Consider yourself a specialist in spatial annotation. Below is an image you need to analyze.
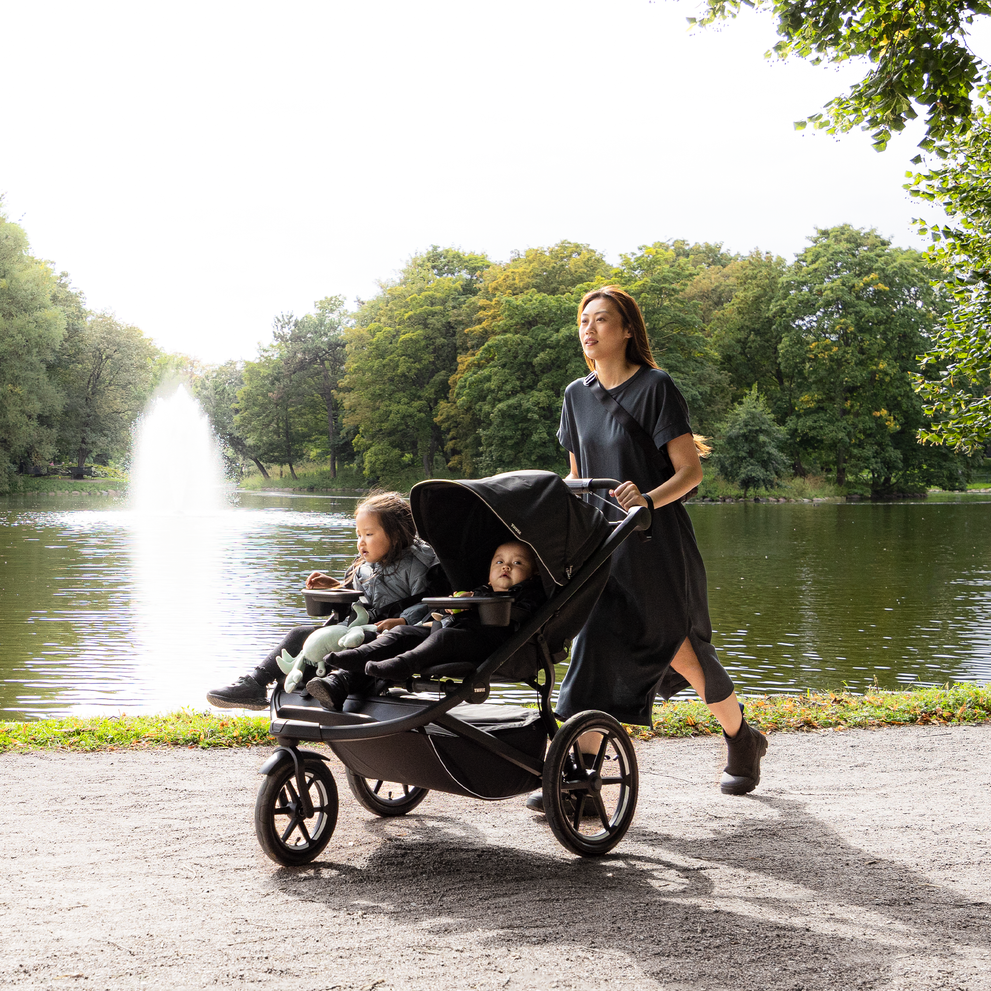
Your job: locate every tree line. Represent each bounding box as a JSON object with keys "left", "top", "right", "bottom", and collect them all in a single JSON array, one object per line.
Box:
[
  {"left": 196, "top": 226, "right": 975, "bottom": 498},
  {"left": 0, "top": 203, "right": 981, "bottom": 499},
  {"left": 698, "top": 0, "right": 991, "bottom": 454},
  {"left": 0, "top": 202, "right": 166, "bottom": 493}
]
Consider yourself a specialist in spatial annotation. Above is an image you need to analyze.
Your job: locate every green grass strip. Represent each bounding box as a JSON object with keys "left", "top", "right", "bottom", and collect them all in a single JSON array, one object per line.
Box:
[
  {"left": 1, "top": 685, "right": 990, "bottom": 752},
  {"left": 0, "top": 709, "right": 273, "bottom": 752},
  {"left": 631, "top": 683, "right": 991, "bottom": 740}
]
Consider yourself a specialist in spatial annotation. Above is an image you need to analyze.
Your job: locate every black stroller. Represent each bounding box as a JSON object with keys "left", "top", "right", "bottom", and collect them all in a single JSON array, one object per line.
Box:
[{"left": 254, "top": 470, "right": 651, "bottom": 863}]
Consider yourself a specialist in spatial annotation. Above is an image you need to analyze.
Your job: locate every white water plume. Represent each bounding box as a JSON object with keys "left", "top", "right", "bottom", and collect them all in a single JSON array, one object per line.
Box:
[{"left": 129, "top": 384, "right": 229, "bottom": 515}]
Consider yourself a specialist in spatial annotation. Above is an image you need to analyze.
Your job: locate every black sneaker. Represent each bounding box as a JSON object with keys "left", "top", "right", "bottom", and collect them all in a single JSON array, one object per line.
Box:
[
  {"left": 306, "top": 672, "right": 351, "bottom": 711},
  {"left": 206, "top": 675, "right": 269, "bottom": 710}
]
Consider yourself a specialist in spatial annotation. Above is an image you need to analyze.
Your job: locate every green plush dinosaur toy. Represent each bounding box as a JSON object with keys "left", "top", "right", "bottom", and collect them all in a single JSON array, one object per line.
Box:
[{"left": 277, "top": 602, "right": 378, "bottom": 693}]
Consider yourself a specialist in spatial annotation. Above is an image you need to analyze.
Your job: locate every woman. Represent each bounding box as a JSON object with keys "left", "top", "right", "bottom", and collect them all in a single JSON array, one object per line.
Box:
[{"left": 530, "top": 286, "right": 766, "bottom": 809}]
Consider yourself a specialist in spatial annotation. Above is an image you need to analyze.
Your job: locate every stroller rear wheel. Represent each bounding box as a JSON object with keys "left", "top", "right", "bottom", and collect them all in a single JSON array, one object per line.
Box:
[
  {"left": 543, "top": 710, "right": 638, "bottom": 857},
  {"left": 255, "top": 757, "right": 338, "bottom": 865},
  {"left": 346, "top": 770, "right": 429, "bottom": 817}
]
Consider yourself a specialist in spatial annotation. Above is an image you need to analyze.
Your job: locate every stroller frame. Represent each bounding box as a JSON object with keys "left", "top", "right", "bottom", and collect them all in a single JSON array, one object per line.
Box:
[{"left": 254, "top": 476, "right": 651, "bottom": 862}]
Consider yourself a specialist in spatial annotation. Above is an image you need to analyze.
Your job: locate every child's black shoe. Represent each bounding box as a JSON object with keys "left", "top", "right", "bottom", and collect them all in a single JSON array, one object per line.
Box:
[{"left": 306, "top": 672, "right": 352, "bottom": 711}]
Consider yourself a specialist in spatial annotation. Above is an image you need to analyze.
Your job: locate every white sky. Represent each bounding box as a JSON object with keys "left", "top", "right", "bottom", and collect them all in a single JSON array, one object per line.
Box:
[{"left": 5, "top": 0, "right": 989, "bottom": 365}]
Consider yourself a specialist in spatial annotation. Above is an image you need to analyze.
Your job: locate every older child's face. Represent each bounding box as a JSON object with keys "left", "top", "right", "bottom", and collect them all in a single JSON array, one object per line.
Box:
[
  {"left": 488, "top": 541, "right": 535, "bottom": 591},
  {"left": 355, "top": 510, "right": 390, "bottom": 565}
]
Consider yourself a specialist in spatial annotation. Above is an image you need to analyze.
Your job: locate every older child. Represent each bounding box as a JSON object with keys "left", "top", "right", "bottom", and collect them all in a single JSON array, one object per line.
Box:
[
  {"left": 306, "top": 539, "right": 545, "bottom": 710},
  {"left": 206, "top": 491, "right": 443, "bottom": 710}
]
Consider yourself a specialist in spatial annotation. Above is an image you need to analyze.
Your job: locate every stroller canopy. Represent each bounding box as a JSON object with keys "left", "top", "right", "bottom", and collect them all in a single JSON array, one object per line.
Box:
[{"left": 410, "top": 471, "right": 611, "bottom": 594}]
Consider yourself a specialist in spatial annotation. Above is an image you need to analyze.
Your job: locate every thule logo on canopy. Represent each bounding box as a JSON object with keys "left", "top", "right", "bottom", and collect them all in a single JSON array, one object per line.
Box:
[{"left": 510, "top": 523, "right": 521, "bottom": 535}]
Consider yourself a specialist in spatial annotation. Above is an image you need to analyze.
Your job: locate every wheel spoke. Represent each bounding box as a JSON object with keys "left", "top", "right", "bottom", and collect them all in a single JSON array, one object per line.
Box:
[
  {"left": 281, "top": 813, "right": 303, "bottom": 844},
  {"left": 599, "top": 775, "right": 628, "bottom": 787},
  {"left": 586, "top": 793, "right": 610, "bottom": 830},
  {"left": 593, "top": 735, "right": 610, "bottom": 768}
]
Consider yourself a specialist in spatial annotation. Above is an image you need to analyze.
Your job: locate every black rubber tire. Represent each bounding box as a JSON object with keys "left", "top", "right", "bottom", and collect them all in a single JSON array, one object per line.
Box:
[
  {"left": 255, "top": 757, "right": 338, "bottom": 866},
  {"left": 345, "top": 769, "right": 429, "bottom": 817},
  {"left": 542, "top": 710, "right": 639, "bottom": 857}
]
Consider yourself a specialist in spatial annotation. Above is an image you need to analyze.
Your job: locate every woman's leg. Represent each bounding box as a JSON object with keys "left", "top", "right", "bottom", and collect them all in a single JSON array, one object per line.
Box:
[
  {"left": 670, "top": 638, "right": 767, "bottom": 794},
  {"left": 669, "top": 638, "right": 743, "bottom": 736}
]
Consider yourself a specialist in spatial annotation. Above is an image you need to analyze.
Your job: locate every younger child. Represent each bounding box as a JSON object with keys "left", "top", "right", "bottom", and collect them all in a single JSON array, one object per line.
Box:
[
  {"left": 307, "top": 539, "right": 545, "bottom": 710},
  {"left": 206, "top": 492, "right": 443, "bottom": 710}
]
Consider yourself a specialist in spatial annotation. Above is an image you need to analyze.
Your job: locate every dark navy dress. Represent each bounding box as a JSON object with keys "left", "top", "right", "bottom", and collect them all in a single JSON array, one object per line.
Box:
[{"left": 556, "top": 366, "right": 733, "bottom": 726}]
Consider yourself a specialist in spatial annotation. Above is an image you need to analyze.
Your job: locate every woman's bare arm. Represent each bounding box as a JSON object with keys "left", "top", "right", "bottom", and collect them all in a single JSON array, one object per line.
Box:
[{"left": 611, "top": 432, "right": 703, "bottom": 510}]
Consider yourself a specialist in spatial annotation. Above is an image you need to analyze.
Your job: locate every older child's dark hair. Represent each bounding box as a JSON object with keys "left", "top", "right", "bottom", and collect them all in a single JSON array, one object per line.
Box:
[{"left": 354, "top": 491, "right": 416, "bottom": 569}]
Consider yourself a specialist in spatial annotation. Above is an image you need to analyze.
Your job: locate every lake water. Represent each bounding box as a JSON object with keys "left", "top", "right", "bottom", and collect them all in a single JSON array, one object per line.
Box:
[{"left": 1, "top": 490, "right": 989, "bottom": 720}]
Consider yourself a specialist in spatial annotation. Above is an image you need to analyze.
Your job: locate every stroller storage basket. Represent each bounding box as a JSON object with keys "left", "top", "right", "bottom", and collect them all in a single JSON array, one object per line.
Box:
[{"left": 329, "top": 699, "right": 545, "bottom": 800}]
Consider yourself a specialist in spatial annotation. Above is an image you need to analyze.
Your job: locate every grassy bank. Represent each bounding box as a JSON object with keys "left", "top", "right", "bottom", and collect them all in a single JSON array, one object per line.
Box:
[
  {"left": 2, "top": 684, "right": 989, "bottom": 752},
  {"left": 6, "top": 476, "right": 127, "bottom": 496},
  {"left": 633, "top": 682, "right": 991, "bottom": 740},
  {"left": 237, "top": 463, "right": 852, "bottom": 502}
]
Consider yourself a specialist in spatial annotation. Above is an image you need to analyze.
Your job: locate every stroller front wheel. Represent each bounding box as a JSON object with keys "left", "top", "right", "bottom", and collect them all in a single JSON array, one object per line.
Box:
[
  {"left": 543, "top": 710, "right": 639, "bottom": 857},
  {"left": 255, "top": 757, "right": 338, "bottom": 865}
]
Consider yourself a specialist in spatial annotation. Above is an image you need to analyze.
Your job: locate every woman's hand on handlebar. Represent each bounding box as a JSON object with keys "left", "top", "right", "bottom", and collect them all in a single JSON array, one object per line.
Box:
[{"left": 611, "top": 481, "right": 649, "bottom": 511}]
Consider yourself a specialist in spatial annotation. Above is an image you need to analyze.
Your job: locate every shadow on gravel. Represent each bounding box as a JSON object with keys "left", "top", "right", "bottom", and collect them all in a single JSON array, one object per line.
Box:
[{"left": 259, "top": 793, "right": 991, "bottom": 990}]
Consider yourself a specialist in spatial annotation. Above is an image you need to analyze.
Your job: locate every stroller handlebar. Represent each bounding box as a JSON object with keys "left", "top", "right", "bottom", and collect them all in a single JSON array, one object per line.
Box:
[
  {"left": 565, "top": 477, "right": 620, "bottom": 493},
  {"left": 566, "top": 477, "right": 653, "bottom": 532}
]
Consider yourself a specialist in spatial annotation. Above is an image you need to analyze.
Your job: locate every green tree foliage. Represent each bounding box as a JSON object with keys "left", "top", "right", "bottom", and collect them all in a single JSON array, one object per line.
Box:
[
  {"left": 707, "top": 251, "right": 789, "bottom": 407},
  {"left": 909, "top": 95, "right": 991, "bottom": 453},
  {"left": 195, "top": 361, "right": 271, "bottom": 479},
  {"left": 618, "top": 241, "right": 733, "bottom": 433},
  {"left": 711, "top": 385, "right": 789, "bottom": 496},
  {"left": 697, "top": 3, "right": 991, "bottom": 453},
  {"left": 774, "top": 225, "right": 945, "bottom": 494},
  {"left": 53, "top": 312, "right": 158, "bottom": 471},
  {"left": 694, "top": 1, "right": 991, "bottom": 151},
  {"left": 235, "top": 330, "right": 329, "bottom": 480},
  {"left": 341, "top": 247, "right": 488, "bottom": 481},
  {"left": 272, "top": 297, "right": 349, "bottom": 476},
  {"left": 446, "top": 291, "right": 589, "bottom": 474},
  {"left": 0, "top": 210, "right": 67, "bottom": 489},
  {"left": 439, "top": 242, "right": 610, "bottom": 474}
]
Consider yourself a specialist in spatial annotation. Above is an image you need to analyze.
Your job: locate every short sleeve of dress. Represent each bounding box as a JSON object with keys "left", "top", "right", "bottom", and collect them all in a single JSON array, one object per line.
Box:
[
  {"left": 647, "top": 370, "right": 692, "bottom": 451},
  {"left": 557, "top": 383, "right": 579, "bottom": 454}
]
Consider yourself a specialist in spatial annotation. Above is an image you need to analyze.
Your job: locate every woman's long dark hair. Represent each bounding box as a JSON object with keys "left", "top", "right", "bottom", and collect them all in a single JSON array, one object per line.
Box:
[{"left": 577, "top": 285, "right": 658, "bottom": 372}]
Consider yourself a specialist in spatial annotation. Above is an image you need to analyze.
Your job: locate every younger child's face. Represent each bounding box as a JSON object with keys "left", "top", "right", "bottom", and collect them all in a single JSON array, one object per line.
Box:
[
  {"left": 355, "top": 510, "right": 391, "bottom": 565},
  {"left": 488, "top": 541, "right": 535, "bottom": 591}
]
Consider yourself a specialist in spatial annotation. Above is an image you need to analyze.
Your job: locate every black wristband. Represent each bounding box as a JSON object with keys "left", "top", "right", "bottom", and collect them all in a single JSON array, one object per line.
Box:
[{"left": 642, "top": 492, "right": 654, "bottom": 513}]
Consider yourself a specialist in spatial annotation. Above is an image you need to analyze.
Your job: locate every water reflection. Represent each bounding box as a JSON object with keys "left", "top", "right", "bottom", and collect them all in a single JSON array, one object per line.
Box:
[
  {"left": 1, "top": 493, "right": 990, "bottom": 719},
  {"left": 695, "top": 499, "right": 991, "bottom": 694}
]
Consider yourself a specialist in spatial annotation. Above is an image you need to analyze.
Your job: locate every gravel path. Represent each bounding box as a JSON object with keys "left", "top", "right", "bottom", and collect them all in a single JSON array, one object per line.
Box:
[{"left": 2, "top": 724, "right": 989, "bottom": 990}]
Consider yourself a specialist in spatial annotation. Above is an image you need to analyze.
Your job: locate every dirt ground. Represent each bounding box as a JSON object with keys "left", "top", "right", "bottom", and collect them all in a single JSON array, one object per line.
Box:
[{"left": 2, "top": 723, "right": 989, "bottom": 991}]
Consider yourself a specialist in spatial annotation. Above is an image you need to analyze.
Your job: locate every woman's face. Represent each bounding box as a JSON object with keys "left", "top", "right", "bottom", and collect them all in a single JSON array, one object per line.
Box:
[
  {"left": 579, "top": 296, "right": 631, "bottom": 365},
  {"left": 355, "top": 510, "right": 391, "bottom": 565}
]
